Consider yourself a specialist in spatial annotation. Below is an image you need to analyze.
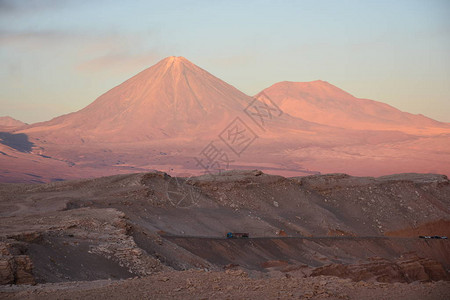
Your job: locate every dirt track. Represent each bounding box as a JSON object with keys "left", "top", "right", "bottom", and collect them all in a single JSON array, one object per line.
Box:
[{"left": 1, "top": 270, "right": 450, "bottom": 300}]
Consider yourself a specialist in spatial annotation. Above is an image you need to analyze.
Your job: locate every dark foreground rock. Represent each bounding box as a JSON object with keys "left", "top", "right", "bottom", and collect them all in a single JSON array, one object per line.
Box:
[{"left": 0, "top": 171, "right": 449, "bottom": 293}]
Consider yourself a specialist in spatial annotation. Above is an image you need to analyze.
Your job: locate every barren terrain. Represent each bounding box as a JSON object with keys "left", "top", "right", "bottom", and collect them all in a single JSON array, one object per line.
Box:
[
  {"left": 1, "top": 170, "right": 449, "bottom": 298},
  {"left": 1, "top": 57, "right": 449, "bottom": 183}
]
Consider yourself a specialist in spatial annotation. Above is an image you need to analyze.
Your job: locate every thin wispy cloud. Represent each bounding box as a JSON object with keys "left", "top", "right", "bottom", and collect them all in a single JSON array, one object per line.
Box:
[
  {"left": 0, "top": 30, "right": 72, "bottom": 47},
  {"left": 77, "top": 51, "right": 160, "bottom": 73},
  {"left": 0, "top": 0, "right": 78, "bottom": 15},
  {"left": 0, "top": 28, "right": 160, "bottom": 72}
]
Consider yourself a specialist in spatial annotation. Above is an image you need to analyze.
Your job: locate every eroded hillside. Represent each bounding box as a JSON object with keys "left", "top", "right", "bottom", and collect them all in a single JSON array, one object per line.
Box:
[{"left": 0, "top": 170, "right": 449, "bottom": 287}]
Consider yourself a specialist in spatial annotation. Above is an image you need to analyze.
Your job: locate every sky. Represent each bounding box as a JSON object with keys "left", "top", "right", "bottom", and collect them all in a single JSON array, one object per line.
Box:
[{"left": 1, "top": 0, "right": 449, "bottom": 123}]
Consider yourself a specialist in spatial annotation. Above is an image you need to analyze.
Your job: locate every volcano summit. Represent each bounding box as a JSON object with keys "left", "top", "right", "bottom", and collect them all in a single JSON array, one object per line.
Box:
[{"left": 0, "top": 56, "right": 449, "bottom": 182}]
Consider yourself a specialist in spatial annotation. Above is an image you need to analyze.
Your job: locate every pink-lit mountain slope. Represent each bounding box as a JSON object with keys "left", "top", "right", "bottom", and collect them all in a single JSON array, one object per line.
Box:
[
  {"left": 0, "top": 116, "right": 26, "bottom": 130},
  {"left": 20, "top": 57, "right": 258, "bottom": 143},
  {"left": 0, "top": 57, "right": 448, "bottom": 182},
  {"left": 256, "top": 81, "right": 450, "bottom": 135}
]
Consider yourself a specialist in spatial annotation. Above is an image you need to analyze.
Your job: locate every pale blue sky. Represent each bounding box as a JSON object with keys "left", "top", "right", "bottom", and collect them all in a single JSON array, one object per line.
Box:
[{"left": 1, "top": 0, "right": 449, "bottom": 123}]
